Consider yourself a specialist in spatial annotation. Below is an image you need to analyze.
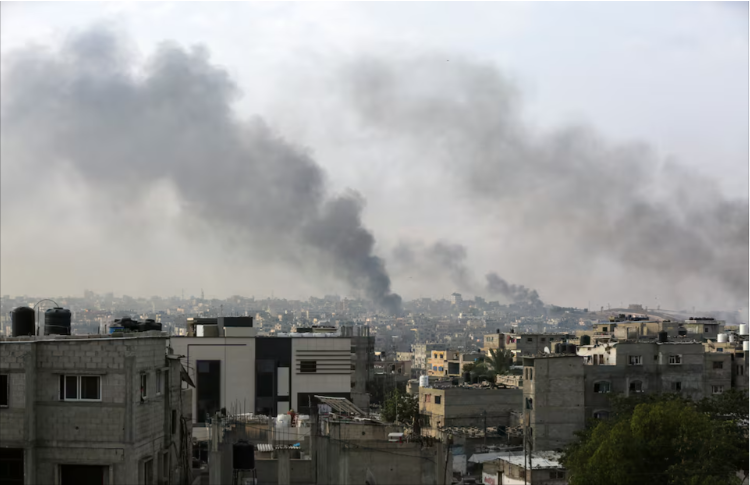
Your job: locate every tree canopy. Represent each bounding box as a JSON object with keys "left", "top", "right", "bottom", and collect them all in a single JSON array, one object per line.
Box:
[
  {"left": 381, "top": 389, "right": 419, "bottom": 427},
  {"left": 561, "top": 391, "right": 749, "bottom": 485}
]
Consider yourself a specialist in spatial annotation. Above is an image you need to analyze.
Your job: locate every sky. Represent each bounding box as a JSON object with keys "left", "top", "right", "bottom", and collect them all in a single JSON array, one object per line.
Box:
[{"left": 1, "top": 2, "right": 747, "bottom": 311}]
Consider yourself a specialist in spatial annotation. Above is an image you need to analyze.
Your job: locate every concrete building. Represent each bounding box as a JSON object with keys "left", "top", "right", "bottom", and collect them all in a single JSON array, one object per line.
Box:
[
  {"left": 523, "top": 338, "right": 750, "bottom": 450},
  {"left": 341, "top": 326, "right": 374, "bottom": 411},
  {"left": 485, "top": 332, "right": 576, "bottom": 364},
  {"left": 419, "top": 385, "right": 522, "bottom": 430},
  {"left": 170, "top": 329, "right": 365, "bottom": 422},
  {"left": 0, "top": 332, "right": 192, "bottom": 485},
  {"left": 481, "top": 451, "right": 567, "bottom": 485},
  {"left": 413, "top": 343, "right": 447, "bottom": 372}
]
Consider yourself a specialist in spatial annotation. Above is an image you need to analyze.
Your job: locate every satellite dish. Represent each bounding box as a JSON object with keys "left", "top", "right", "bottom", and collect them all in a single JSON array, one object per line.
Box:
[{"left": 543, "top": 346, "right": 550, "bottom": 354}]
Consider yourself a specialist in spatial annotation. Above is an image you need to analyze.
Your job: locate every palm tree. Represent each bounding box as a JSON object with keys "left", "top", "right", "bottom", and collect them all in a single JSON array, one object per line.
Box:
[{"left": 487, "top": 348, "right": 514, "bottom": 375}]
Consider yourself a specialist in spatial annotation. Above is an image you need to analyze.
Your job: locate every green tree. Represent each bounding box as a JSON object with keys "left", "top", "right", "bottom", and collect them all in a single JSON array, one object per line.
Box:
[
  {"left": 487, "top": 348, "right": 513, "bottom": 375},
  {"left": 381, "top": 389, "right": 419, "bottom": 425},
  {"left": 561, "top": 392, "right": 749, "bottom": 485}
]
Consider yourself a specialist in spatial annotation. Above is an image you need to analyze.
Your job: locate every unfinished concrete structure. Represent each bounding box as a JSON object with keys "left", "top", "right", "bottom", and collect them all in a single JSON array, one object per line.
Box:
[
  {"left": 0, "top": 332, "right": 192, "bottom": 485},
  {"left": 523, "top": 338, "right": 750, "bottom": 450},
  {"left": 419, "top": 385, "right": 522, "bottom": 430}
]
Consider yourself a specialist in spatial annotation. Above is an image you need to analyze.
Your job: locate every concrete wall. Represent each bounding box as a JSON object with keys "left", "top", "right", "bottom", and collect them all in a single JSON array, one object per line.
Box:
[
  {"left": 170, "top": 336, "right": 256, "bottom": 422},
  {"left": 291, "top": 338, "right": 351, "bottom": 411},
  {"left": 524, "top": 356, "right": 585, "bottom": 451},
  {"left": 420, "top": 387, "right": 522, "bottom": 428},
  {"left": 1, "top": 334, "right": 181, "bottom": 485},
  {"left": 704, "top": 352, "right": 733, "bottom": 397}
]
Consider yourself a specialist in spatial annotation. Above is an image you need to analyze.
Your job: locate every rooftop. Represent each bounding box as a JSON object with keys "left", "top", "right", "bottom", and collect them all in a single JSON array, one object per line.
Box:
[{"left": 0, "top": 331, "right": 166, "bottom": 343}]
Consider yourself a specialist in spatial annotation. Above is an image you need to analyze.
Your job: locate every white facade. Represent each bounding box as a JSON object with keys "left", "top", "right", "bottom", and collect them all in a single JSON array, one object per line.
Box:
[{"left": 291, "top": 337, "right": 351, "bottom": 411}]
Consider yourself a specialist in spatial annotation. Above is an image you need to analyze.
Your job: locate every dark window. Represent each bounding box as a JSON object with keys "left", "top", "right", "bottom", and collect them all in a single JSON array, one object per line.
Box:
[
  {"left": 256, "top": 373, "right": 274, "bottom": 397},
  {"left": 65, "top": 376, "right": 78, "bottom": 400},
  {"left": 141, "top": 374, "right": 149, "bottom": 399},
  {"left": 0, "top": 448, "right": 24, "bottom": 485},
  {"left": 196, "top": 360, "right": 221, "bottom": 423},
  {"left": 0, "top": 375, "right": 8, "bottom": 407},
  {"left": 80, "top": 376, "right": 100, "bottom": 400},
  {"left": 713, "top": 361, "right": 723, "bottom": 370},
  {"left": 672, "top": 382, "right": 682, "bottom": 391},
  {"left": 144, "top": 458, "right": 154, "bottom": 485},
  {"left": 59, "top": 465, "right": 106, "bottom": 485},
  {"left": 526, "top": 397, "right": 533, "bottom": 410},
  {"left": 300, "top": 361, "right": 317, "bottom": 373},
  {"left": 171, "top": 410, "right": 177, "bottom": 435},
  {"left": 594, "top": 381, "right": 611, "bottom": 393},
  {"left": 435, "top": 396, "right": 442, "bottom": 404},
  {"left": 527, "top": 338, "right": 533, "bottom": 342},
  {"left": 629, "top": 380, "right": 643, "bottom": 393},
  {"left": 156, "top": 370, "right": 162, "bottom": 396}
]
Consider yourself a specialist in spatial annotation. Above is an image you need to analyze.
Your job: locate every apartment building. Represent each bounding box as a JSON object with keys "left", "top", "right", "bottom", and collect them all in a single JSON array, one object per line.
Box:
[
  {"left": 413, "top": 343, "right": 447, "bottom": 372},
  {"left": 170, "top": 327, "right": 367, "bottom": 422},
  {"left": 419, "top": 385, "right": 522, "bottom": 430},
  {"left": 0, "top": 332, "right": 192, "bottom": 485},
  {"left": 523, "top": 339, "right": 749, "bottom": 450}
]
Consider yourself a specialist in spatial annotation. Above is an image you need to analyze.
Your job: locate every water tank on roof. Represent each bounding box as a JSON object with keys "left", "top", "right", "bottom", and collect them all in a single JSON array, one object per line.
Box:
[
  {"left": 580, "top": 335, "right": 591, "bottom": 346},
  {"left": 740, "top": 324, "right": 748, "bottom": 336},
  {"left": 567, "top": 343, "right": 577, "bottom": 354},
  {"left": 419, "top": 375, "right": 430, "bottom": 387},
  {"left": 743, "top": 341, "right": 749, "bottom": 352},
  {"left": 678, "top": 328, "right": 687, "bottom": 337},
  {"left": 44, "top": 307, "right": 71, "bottom": 335},
  {"left": 658, "top": 331, "right": 668, "bottom": 343},
  {"left": 11, "top": 306, "right": 35, "bottom": 337},
  {"left": 120, "top": 317, "right": 138, "bottom": 331},
  {"left": 728, "top": 334, "right": 736, "bottom": 343},
  {"left": 276, "top": 414, "right": 291, "bottom": 428},
  {"left": 717, "top": 333, "right": 728, "bottom": 343},
  {"left": 232, "top": 440, "right": 255, "bottom": 470},
  {"left": 554, "top": 343, "right": 562, "bottom": 354}
]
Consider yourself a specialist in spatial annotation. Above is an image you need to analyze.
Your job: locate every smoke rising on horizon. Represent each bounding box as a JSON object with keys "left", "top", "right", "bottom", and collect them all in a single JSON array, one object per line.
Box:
[
  {"left": 336, "top": 55, "right": 748, "bottom": 308},
  {"left": 0, "top": 30, "right": 402, "bottom": 313}
]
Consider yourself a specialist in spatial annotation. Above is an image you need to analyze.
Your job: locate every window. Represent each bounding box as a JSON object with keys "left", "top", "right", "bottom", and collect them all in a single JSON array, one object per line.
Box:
[
  {"left": 541, "top": 338, "right": 546, "bottom": 342},
  {"left": 171, "top": 410, "right": 177, "bottom": 435},
  {"left": 525, "top": 397, "right": 533, "bottom": 410},
  {"left": 629, "top": 380, "right": 643, "bottom": 393},
  {"left": 712, "top": 385, "right": 724, "bottom": 395},
  {"left": 593, "top": 411, "right": 609, "bottom": 419},
  {"left": 717, "top": 348, "right": 724, "bottom": 352},
  {"left": 593, "top": 381, "right": 611, "bottom": 393},
  {"left": 435, "top": 396, "right": 442, "bottom": 404},
  {"left": 59, "top": 375, "right": 101, "bottom": 401},
  {"left": 527, "top": 338, "right": 533, "bottom": 342},
  {"left": 629, "top": 355, "right": 642, "bottom": 366},
  {"left": 144, "top": 458, "right": 154, "bottom": 485},
  {"left": 424, "top": 394, "right": 431, "bottom": 403},
  {"left": 713, "top": 361, "right": 723, "bottom": 370},
  {"left": 0, "top": 375, "right": 8, "bottom": 407},
  {"left": 300, "top": 361, "right": 317, "bottom": 373},
  {"left": 549, "top": 471, "right": 565, "bottom": 479},
  {"left": 162, "top": 451, "right": 169, "bottom": 480},
  {"left": 671, "top": 382, "right": 682, "bottom": 391},
  {"left": 141, "top": 373, "right": 149, "bottom": 399},
  {"left": 156, "top": 370, "right": 162, "bottom": 396},
  {"left": 351, "top": 346, "right": 356, "bottom": 354},
  {"left": 669, "top": 355, "right": 682, "bottom": 365},
  {"left": 704, "top": 327, "right": 709, "bottom": 333},
  {"left": 738, "top": 365, "right": 744, "bottom": 376}
]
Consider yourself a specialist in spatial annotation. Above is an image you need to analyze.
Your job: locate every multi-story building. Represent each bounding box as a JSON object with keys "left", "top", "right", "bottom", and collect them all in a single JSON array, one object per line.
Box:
[
  {"left": 171, "top": 325, "right": 368, "bottom": 421},
  {"left": 523, "top": 338, "right": 749, "bottom": 450},
  {"left": 484, "top": 331, "right": 577, "bottom": 363},
  {"left": 413, "top": 343, "right": 447, "bottom": 372},
  {"left": 0, "top": 332, "right": 192, "bottom": 485},
  {"left": 419, "top": 385, "right": 522, "bottom": 430}
]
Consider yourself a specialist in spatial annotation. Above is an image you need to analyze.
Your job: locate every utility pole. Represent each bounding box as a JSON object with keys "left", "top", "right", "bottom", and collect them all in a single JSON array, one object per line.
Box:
[{"left": 482, "top": 410, "right": 487, "bottom": 449}]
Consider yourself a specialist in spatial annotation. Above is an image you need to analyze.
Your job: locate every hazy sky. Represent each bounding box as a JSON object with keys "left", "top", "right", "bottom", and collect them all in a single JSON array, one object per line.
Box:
[{"left": 1, "top": 2, "right": 747, "bottom": 310}]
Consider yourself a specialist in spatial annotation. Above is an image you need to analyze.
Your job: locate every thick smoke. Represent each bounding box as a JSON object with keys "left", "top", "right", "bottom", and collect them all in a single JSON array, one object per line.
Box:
[
  {"left": 392, "top": 240, "right": 474, "bottom": 291},
  {"left": 0, "top": 30, "right": 402, "bottom": 313},
  {"left": 485, "top": 272, "right": 542, "bottom": 306},
  {"left": 393, "top": 240, "right": 543, "bottom": 304},
  {"left": 336, "top": 55, "right": 748, "bottom": 306}
]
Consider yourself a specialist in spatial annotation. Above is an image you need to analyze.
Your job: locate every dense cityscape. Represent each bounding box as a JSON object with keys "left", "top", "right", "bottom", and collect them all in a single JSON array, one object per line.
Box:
[{"left": 1, "top": 2, "right": 747, "bottom": 485}]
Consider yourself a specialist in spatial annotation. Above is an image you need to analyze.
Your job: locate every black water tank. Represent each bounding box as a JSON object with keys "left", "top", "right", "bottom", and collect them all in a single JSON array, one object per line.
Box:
[
  {"left": 580, "top": 335, "right": 591, "bottom": 346},
  {"left": 144, "top": 319, "right": 162, "bottom": 332},
  {"left": 233, "top": 440, "right": 255, "bottom": 470},
  {"left": 568, "top": 343, "right": 577, "bottom": 354},
  {"left": 554, "top": 343, "right": 562, "bottom": 354},
  {"left": 11, "top": 306, "right": 35, "bottom": 337},
  {"left": 120, "top": 318, "right": 138, "bottom": 331},
  {"left": 658, "top": 331, "right": 668, "bottom": 343},
  {"left": 678, "top": 328, "right": 687, "bottom": 337},
  {"left": 45, "top": 307, "right": 71, "bottom": 335}
]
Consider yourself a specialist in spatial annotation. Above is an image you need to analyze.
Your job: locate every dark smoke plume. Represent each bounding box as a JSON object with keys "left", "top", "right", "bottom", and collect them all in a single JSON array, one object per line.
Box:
[
  {"left": 485, "top": 272, "right": 542, "bottom": 306},
  {"left": 392, "top": 240, "right": 474, "bottom": 291},
  {"left": 337, "top": 55, "right": 748, "bottom": 306},
  {"left": 0, "top": 30, "right": 401, "bottom": 313}
]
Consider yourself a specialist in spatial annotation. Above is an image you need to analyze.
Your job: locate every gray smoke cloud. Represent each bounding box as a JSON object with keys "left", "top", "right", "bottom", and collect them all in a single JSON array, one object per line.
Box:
[
  {"left": 393, "top": 240, "right": 543, "bottom": 304},
  {"left": 335, "top": 54, "right": 748, "bottom": 307},
  {"left": 0, "top": 29, "right": 402, "bottom": 313},
  {"left": 485, "top": 272, "right": 542, "bottom": 306}
]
